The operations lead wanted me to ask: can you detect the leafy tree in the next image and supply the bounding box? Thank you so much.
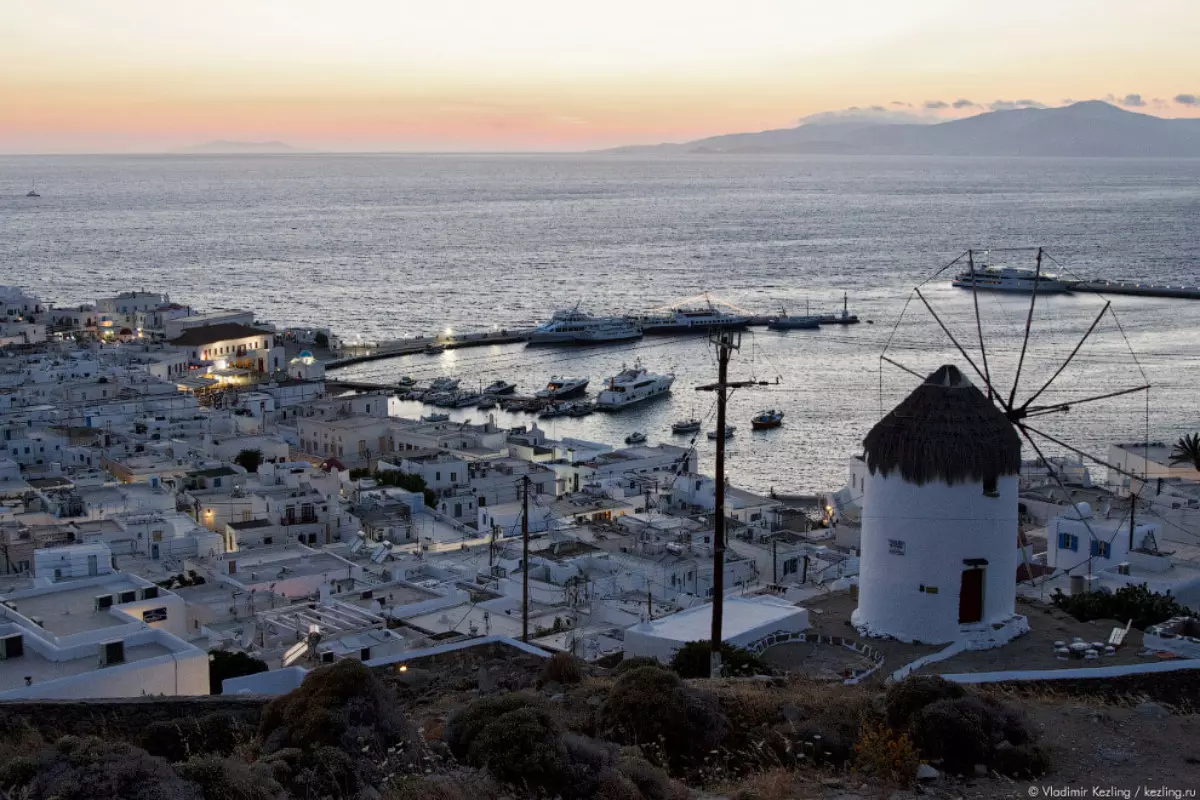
[234,448,264,473]
[373,470,437,507]
[1051,583,1193,630]
[208,650,268,695]
[670,640,771,678]
[1169,433,1200,472]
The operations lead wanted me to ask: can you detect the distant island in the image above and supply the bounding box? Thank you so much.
[600,101,1200,158]
[175,140,297,154]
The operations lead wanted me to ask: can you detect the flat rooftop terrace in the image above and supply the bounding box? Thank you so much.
[4,578,147,636]
[0,640,173,692]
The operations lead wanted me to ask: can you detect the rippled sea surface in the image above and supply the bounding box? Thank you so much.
[5,154,1200,492]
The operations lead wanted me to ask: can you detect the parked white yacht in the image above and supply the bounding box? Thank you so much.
[952,264,1072,293]
[535,376,590,399]
[632,296,750,335]
[596,359,675,410]
[529,307,643,345]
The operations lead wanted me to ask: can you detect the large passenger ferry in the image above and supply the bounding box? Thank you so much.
[951,264,1072,293]
[529,307,643,345]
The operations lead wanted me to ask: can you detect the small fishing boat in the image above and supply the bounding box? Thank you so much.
[707,425,736,440]
[424,343,446,355]
[751,409,784,430]
[485,380,517,395]
[476,395,497,410]
[25,181,40,198]
[398,375,416,387]
[429,377,459,392]
[422,413,450,423]
[625,431,647,445]
[767,303,821,331]
[671,418,702,434]
[453,393,482,408]
[539,401,573,418]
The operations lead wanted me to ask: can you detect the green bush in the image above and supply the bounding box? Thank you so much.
[233,449,263,473]
[16,736,202,800]
[176,755,283,800]
[542,651,584,685]
[612,656,663,675]
[909,695,1045,777]
[670,640,770,678]
[208,651,269,695]
[140,712,254,763]
[443,693,541,759]
[883,676,966,729]
[1051,583,1192,630]
[599,666,730,771]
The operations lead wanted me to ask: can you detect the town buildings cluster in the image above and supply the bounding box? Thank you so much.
[1,285,1197,699]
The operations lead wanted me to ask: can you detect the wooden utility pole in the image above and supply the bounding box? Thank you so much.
[696,331,770,678]
[522,475,530,642]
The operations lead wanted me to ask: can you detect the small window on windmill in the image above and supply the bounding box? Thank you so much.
[888,539,906,556]
[983,476,999,497]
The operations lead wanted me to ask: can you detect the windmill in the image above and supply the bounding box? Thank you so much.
[880,247,1152,579]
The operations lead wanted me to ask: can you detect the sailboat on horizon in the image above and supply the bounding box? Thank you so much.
[25,180,40,198]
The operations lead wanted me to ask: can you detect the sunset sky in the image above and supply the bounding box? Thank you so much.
[4,0,1199,153]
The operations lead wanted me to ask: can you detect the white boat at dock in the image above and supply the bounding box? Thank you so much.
[422,413,450,423]
[536,376,589,399]
[632,296,750,334]
[596,359,674,410]
[529,306,643,345]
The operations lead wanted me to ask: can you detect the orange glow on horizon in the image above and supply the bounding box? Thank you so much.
[3,0,1200,153]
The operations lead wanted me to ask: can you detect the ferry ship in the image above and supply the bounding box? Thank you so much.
[596,359,675,410]
[951,264,1072,294]
[632,301,750,335]
[529,307,643,345]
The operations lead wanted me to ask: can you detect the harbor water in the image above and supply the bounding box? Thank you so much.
[5,153,1200,493]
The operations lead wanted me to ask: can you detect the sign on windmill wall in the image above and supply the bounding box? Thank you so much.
[888,539,906,556]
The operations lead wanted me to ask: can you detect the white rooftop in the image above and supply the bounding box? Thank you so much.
[627,595,806,644]
[3,578,147,636]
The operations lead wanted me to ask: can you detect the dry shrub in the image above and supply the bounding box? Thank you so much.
[727,767,798,800]
[14,735,202,800]
[716,683,789,729]
[385,770,501,800]
[909,695,1047,777]
[542,651,584,685]
[884,676,965,729]
[613,656,662,675]
[443,692,542,759]
[140,712,255,763]
[176,754,283,800]
[854,722,919,785]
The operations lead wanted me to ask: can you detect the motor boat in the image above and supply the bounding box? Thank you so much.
[596,359,675,409]
[539,401,573,418]
[530,306,643,345]
[398,375,416,387]
[430,377,460,392]
[567,402,594,417]
[422,413,450,423]
[476,395,497,410]
[631,295,750,334]
[671,418,702,434]
[751,409,784,429]
[707,425,736,440]
[424,343,446,355]
[453,393,482,407]
[767,306,821,330]
[535,376,589,399]
[484,380,517,395]
[625,432,647,445]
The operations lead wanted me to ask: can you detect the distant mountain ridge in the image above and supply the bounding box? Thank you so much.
[176,140,296,154]
[602,102,1200,157]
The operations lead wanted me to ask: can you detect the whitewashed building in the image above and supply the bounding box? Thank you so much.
[853,365,1026,645]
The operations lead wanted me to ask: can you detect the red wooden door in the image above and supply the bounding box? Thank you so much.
[959,569,984,624]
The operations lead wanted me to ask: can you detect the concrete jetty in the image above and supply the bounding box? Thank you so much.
[325,329,532,369]
[1070,280,1200,300]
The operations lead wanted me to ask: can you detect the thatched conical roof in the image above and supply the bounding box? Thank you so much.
[863,365,1020,486]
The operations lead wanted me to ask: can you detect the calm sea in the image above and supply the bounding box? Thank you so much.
[4,154,1200,493]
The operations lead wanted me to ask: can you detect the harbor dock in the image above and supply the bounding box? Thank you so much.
[1070,280,1200,299]
[326,329,533,368]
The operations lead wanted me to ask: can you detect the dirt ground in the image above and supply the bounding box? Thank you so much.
[763,590,1167,683]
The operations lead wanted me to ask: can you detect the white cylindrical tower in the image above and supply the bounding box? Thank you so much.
[852,365,1021,644]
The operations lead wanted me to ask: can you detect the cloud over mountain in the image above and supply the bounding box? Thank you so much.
[953,99,981,109]
[1119,94,1146,107]
[989,99,1045,110]
[1176,94,1199,106]
[924,100,949,109]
